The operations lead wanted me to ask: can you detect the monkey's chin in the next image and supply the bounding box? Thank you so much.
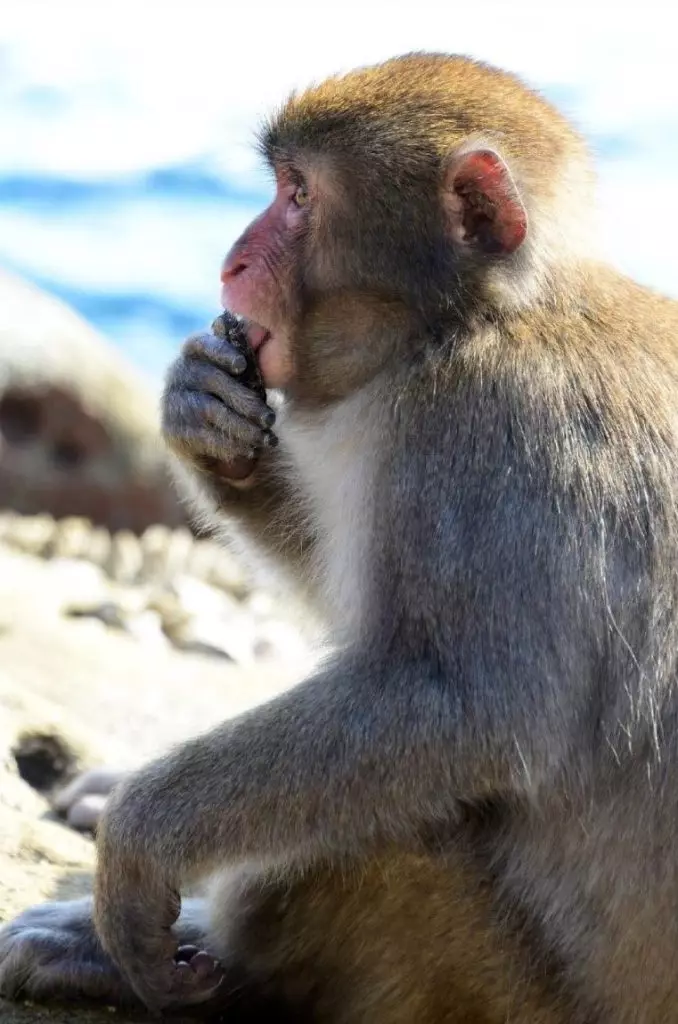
[257,335,293,390]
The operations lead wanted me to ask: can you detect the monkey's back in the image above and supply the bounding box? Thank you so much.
[360,268,678,1023]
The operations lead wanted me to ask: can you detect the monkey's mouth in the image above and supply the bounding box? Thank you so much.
[232,315,287,387]
[245,322,272,354]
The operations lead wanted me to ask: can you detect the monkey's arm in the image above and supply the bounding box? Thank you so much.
[92,647,564,1010]
[171,446,316,592]
[163,330,316,591]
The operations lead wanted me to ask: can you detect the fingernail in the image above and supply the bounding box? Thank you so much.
[261,409,276,428]
[232,355,247,374]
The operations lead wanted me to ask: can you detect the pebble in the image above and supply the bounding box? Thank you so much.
[0,511,313,669]
[104,529,143,584]
[1,512,55,556]
[44,517,92,560]
[85,526,113,568]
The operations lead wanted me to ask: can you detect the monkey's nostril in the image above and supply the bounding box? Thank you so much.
[221,259,248,282]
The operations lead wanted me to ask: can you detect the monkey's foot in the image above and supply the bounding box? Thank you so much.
[0,901,221,1010]
[0,898,134,1004]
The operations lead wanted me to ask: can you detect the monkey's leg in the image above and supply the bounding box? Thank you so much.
[0,896,208,1006]
[204,856,564,1024]
[0,865,563,1022]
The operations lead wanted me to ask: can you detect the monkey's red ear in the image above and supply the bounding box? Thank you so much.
[443,148,527,256]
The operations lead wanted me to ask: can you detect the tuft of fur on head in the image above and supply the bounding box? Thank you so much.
[262,52,599,313]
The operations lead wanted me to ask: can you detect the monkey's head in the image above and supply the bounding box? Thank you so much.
[221,53,595,404]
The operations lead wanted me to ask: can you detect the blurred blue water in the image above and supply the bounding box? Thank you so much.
[0,159,269,388]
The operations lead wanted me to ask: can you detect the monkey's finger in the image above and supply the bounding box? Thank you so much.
[171,950,224,1005]
[167,392,272,452]
[167,423,259,464]
[179,360,275,428]
[123,952,224,1011]
[182,332,247,376]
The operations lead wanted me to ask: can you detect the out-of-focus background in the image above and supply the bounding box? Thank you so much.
[3,1,678,387]
[4,2,678,382]
[0,6,676,1020]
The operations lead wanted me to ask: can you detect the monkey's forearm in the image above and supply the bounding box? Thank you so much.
[171,450,316,593]
[94,652,549,898]
[92,650,569,1005]
[97,660,422,880]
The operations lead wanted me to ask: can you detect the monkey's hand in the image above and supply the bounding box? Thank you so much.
[93,834,224,1011]
[94,637,551,1011]
[161,326,278,486]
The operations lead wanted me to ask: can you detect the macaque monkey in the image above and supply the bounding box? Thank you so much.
[3,51,678,1024]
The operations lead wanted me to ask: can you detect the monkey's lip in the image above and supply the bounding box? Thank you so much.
[244,322,272,353]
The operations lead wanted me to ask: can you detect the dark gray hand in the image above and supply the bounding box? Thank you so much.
[162,329,278,482]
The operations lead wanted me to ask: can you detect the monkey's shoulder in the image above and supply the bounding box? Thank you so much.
[552,268,678,370]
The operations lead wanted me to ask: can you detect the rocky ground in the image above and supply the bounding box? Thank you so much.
[0,514,321,1023]
[0,268,187,533]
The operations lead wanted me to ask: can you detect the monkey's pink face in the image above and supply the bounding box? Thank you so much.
[220,173,311,389]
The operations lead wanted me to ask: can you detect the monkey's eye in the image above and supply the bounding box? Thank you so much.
[292,185,309,208]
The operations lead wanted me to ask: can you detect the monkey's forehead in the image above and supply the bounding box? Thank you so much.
[258,53,582,173]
